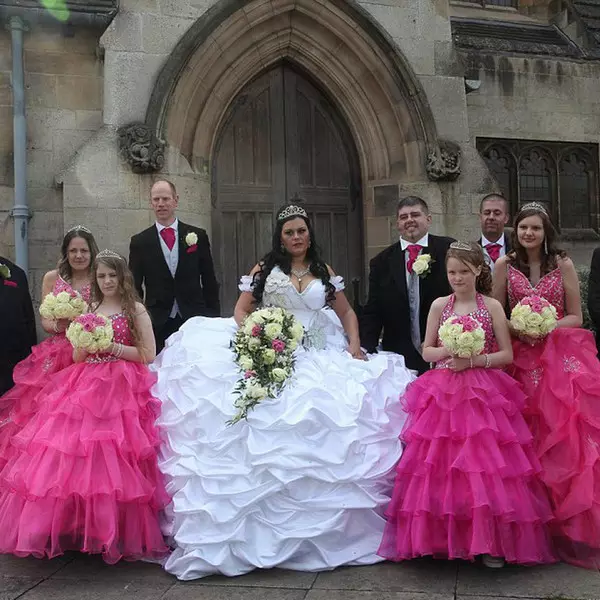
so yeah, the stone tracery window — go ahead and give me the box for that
[477,138,599,230]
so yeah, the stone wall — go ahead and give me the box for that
[0,24,103,300]
[465,52,600,265]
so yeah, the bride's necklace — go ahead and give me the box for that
[291,265,311,283]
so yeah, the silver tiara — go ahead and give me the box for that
[97,249,124,261]
[278,205,308,221]
[449,241,473,251]
[67,224,92,235]
[519,202,548,215]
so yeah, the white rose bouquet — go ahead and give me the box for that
[39,290,88,321]
[438,314,486,358]
[412,254,433,277]
[229,307,304,425]
[66,313,114,353]
[510,295,557,340]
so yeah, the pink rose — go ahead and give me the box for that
[251,325,262,337]
[244,370,256,379]
[272,339,286,353]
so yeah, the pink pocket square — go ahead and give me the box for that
[186,245,198,254]
[3,280,17,287]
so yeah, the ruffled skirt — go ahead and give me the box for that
[508,328,600,568]
[379,367,557,565]
[0,359,170,564]
[152,316,413,580]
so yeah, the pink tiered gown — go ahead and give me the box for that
[0,276,91,471]
[379,293,556,565]
[0,312,169,564]
[507,265,600,568]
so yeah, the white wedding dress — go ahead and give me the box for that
[151,267,414,580]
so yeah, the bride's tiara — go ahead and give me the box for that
[449,241,473,251]
[518,202,548,215]
[97,249,124,261]
[278,205,308,221]
[67,224,92,235]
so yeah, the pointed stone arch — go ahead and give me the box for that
[145,0,439,183]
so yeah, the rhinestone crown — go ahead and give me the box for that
[97,249,124,261]
[67,224,92,234]
[449,241,473,251]
[519,202,548,215]
[277,205,308,221]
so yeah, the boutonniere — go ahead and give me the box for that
[185,232,198,254]
[0,263,16,287]
[412,254,434,278]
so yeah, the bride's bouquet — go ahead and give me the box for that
[66,313,114,353]
[39,290,88,321]
[438,314,485,358]
[510,295,557,339]
[229,307,304,425]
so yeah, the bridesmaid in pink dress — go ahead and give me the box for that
[493,202,600,568]
[0,226,98,470]
[379,242,556,569]
[0,250,169,564]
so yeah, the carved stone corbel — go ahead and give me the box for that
[426,140,461,182]
[117,123,165,174]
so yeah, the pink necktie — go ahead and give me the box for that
[406,244,422,273]
[486,243,501,263]
[160,227,176,251]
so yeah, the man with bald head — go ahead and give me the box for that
[478,193,511,271]
[129,179,220,352]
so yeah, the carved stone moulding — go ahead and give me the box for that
[117,122,165,174]
[426,140,461,182]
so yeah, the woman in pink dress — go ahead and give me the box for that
[493,202,600,568]
[0,250,169,564]
[0,226,98,470]
[379,242,556,568]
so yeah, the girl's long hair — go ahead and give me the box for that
[446,242,492,295]
[508,206,566,277]
[90,255,144,357]
[57,228,99,281]
[251,204,335,306]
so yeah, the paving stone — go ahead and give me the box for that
[456,561,600,599]
[51,554,173,584]
[0,554,73,579]
[313,560,458,594]
[16,578,173,600]
[307,591,452,600]
[163,585,307,600]
[187,568,317,589]
[0,577,42,600]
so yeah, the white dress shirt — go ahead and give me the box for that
[481,232,506,273]
[156,219,180,318]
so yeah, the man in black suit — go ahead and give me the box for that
[360,196,454,374]
[477,193,511,271]
[129,179,220,352]
[587,247,600,353]
[0,257,37,396]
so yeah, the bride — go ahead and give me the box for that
[152,204,415,580]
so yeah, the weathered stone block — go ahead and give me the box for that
[53,129,96,173]
[29,210,64,243]
[25,73,58,108]
[75,110,103,131]
[26,150,54,188]
[141,14,194,54]
[56,76,103,110]
[101,11,143,52]
[24,50,101,77]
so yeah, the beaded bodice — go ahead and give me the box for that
[54,275,91,303]
[507,266,565,319]
[84,313,132,364]
[436,293,496,370]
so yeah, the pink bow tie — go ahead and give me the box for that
[485,243,501,263]
[160,227,176,251]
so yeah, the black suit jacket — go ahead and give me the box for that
[129,222,220,330]
[587,247,600,353]
[0,257,37,396]
[359,234,455,373]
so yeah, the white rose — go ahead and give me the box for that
[271,368,287,383]
[264,323,282,339]
[412,254,431,275]
[248,337,261,349]
[239,356,254,371]
[249,384,267,400]
[55,291,71,302]
[290,322,304,342]
[185,232,198,246]
[262,349,276,365]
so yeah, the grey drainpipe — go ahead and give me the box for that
[8,15,30,273]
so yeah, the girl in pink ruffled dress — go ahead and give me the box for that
[0,226,97,470]
[0,250,169,564]
[379,242,556,568]
[493,202,600,569]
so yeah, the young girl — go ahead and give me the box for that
[493,202,600,568]
[379,242,556,568]
[0,250,169,564]
[0,226,97,471]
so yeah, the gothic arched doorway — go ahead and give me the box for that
[212,63,362,315]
